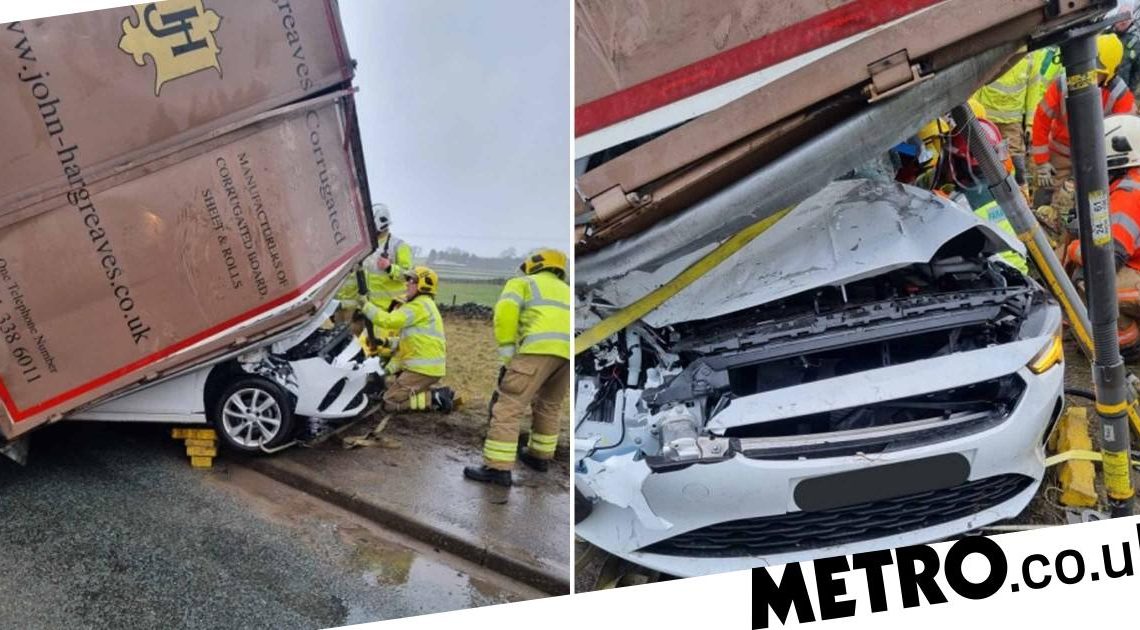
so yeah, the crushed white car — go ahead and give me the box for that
[574,179,1064,577]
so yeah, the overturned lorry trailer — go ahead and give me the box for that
[0,0,376,445]
[574,0,1114,282]
[574,0,1121,577]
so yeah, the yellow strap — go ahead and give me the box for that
[574,208,793,354]
[1045,449,1102,467]
[1044,449,1140,469]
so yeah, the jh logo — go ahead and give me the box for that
[118,1,223,96]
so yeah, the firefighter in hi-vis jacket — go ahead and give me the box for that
[464,249,571,487]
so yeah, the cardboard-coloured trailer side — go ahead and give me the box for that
[573,0,1114,262]
[1,0,353,226]
[0,1,375,441]
[0,99,370,440]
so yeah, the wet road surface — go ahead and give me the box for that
[0,422,542,629]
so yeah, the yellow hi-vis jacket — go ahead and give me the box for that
[367,293,446,377]
[973,201,1029,274]
[366,233,414,309]
[494,271,571,363]
[1027,47,1062,132]
[333,232,414,308]
[972,49,1059,130]
[973,52,1039,124]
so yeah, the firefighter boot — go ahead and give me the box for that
[518,447,549,472]
[463,465,512,487]
[431,387,455,414]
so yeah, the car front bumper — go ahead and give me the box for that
[576,361,1063,578]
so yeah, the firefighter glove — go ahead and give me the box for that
[1036,162,1056,188]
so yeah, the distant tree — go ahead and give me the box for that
[499,247,518,259]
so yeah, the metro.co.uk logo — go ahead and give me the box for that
[752,524,1140,628]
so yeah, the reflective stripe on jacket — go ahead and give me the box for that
[1111,168,1140,270]
[364,233,414,309]
[973,53,1036,124]
[369,293,446,377]
[1026,47,1061,130]
[494,271,571,362]
[972,200,1029,274]
[1030,75,1135,164]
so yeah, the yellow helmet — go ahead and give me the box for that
[1098,33,1125,79]
[917,117,951,167]
[407,265,438,295]
[520,248,568,278]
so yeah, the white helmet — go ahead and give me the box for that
[1105,114,1140,171]
[372,203,391,231]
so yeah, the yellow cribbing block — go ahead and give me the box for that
[184,438,216,448]
[185,446,217,457]
[189,456,213,469]
[172,428,217,440]
[575,207,793,354]
[1052,407,1098,507]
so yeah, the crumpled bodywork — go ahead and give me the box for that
[575,179,1062,577]
[588,179,1024,328]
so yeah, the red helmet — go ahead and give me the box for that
[949,118,1009,168]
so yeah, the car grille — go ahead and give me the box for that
[727,374,1027,459]
[641,474,1034,558]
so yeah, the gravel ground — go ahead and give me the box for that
[0,421,534,629]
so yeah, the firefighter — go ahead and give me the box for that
[973,49,1050,188]
[1112,2,1140,96]
[1031,34,1133,218]
[360,266,455,413]
[463,249,571,487]
[944,103,1031,274]
[898,102,1029,273]
[335,203,415,317]
[1065,114,1140,359]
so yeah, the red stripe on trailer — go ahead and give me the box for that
[0,242,367,423]
[575,0,943,137]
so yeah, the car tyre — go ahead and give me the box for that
[211,376,296,454]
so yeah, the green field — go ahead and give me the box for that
[435,279,503,307]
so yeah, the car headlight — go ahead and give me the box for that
[1027,329,1063,374]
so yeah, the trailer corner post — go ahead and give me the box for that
[1061,31,1134,516]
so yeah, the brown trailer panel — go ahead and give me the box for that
[1,0,352,220]
[0,99,369,439]
[575,0,943,133]
[574,0,1109,253]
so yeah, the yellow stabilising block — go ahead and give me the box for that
[189,456,213,469]
[184,438,216,448]
[172,428,217,440]
[1053,407,1098,508]
[185,446,218,457]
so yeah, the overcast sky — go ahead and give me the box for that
[339,0,570,258]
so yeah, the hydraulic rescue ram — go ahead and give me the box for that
[1060,30,1135,516]
[951,103,1140,442]
[950,33,1135,517]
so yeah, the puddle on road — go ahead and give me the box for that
[348,541,515,609]
[210,463,536,623]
